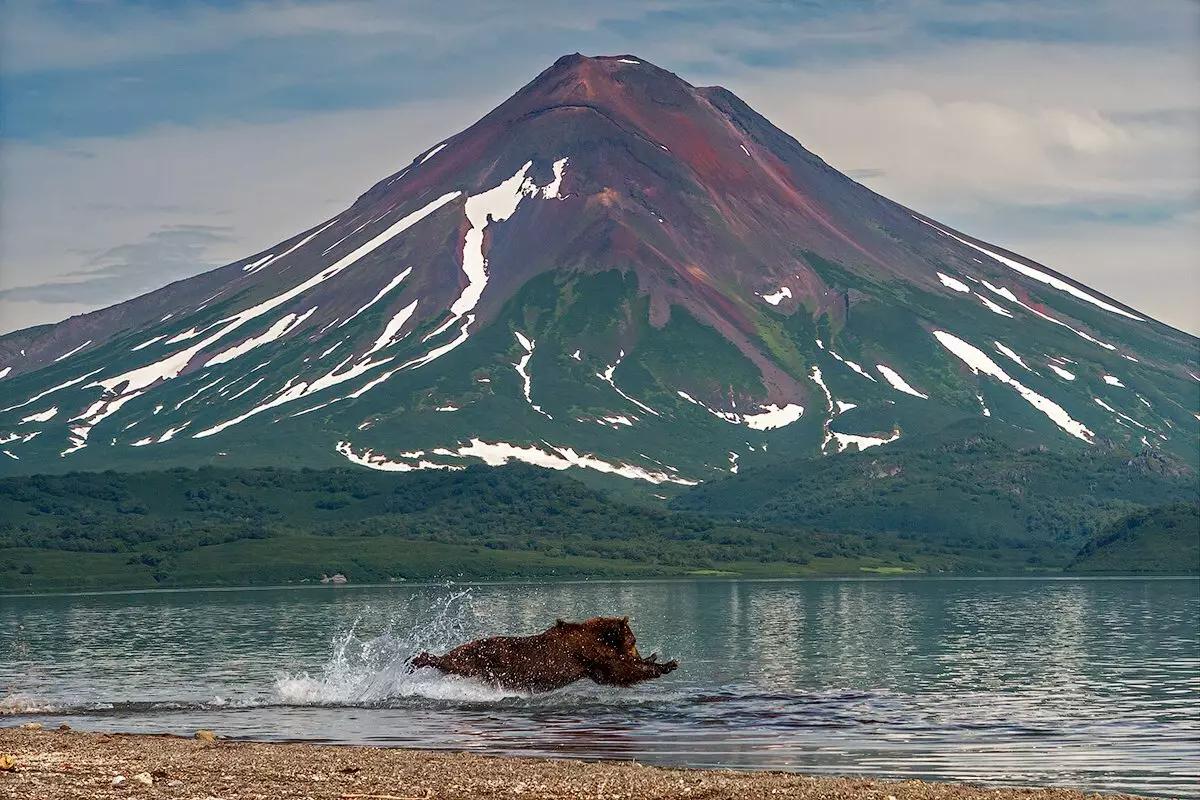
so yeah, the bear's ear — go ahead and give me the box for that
[556,618,567,627]
[621,616,630,625]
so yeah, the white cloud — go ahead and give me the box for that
[1,2,1196,335]
[0,98,483,334]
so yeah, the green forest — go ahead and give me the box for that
[2,433,1196,591]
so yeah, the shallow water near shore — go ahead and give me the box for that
[2,577,1197,798]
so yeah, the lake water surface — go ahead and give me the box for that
[2,578,1197,798]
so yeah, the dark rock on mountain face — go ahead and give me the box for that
[1,54,1196,484]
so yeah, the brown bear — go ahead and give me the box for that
[410,616,678,692]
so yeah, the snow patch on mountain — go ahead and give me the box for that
[829,427,901,453]
[1048,364,1076,381]
[933,331,1092,441]
[419,143,448,164]
[54,341,92,363]
[937,272,970,293]
[426,158,569,345]
[20,407,57,424]
[976,293,1014,318]
[759,286,792,305]
[994,342,1032,372]
[677,390,803,430]
[828,350,876,381]
[337,437,697,485]
[206,308,317,367]
[876,364,928,399]
[513,332,551,418]
[132,335,167,352]
[365,300,420,357]
[982,281,1117,351]
[597,352,660,417]
[340,267,414,329]
[916,217,1143,321]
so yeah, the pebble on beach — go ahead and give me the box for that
[0,727,1148,800]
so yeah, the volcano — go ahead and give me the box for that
[1,54,1196,483]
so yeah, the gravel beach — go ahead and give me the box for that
[0,727,1145,800]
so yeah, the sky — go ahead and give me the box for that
[2,0,1197,335]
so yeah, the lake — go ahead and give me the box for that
[2,577,1197,798]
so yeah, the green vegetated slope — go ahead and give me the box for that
[671,423,1198,568]
[1,464,986,592]
[1068,503,1200,574]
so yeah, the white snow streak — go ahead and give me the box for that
[337,438,697,484]
[336,441,463,473]
[241,253,275,273]
[933,330,1092,441]
[937,272,970,293]
[1,369,103,413]
[677,390,803,430]
[205,308,317,367]
[158,423,190,443]
[915,216,1143,321]
[976,293,1014,317]
[828,350,876,381]
[981,281,1117,350]
[93,191,459,409]
[596,352,661,417]
[364,300,419,357]
[1048,364,1076,381]
[1102,375,1125,387]
[513,332,551,418]
[876,364,928,399]
[132,335,167,352]
[425,158,568,346]
[339,267,413,328]
[419,143,448,164]
[994,342,1032,372]
[20,407,58,424]
[54,340,92,362]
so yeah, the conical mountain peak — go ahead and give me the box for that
[0,55,1194,481]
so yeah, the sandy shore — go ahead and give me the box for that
[0,726,1144,800]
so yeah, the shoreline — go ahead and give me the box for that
[1,728,1145,799]
[5,573,1194,599]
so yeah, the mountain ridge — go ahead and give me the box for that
[1,54,1196,481]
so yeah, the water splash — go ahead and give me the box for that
[274,589,524,704]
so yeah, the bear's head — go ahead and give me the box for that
[556,616,641,657]
[598,616,639,657]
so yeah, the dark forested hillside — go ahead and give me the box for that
[671,426,1198,557]
[0,464,988,591]
[1068,504,1199,573]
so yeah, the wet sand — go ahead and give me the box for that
[0,726,1144,800]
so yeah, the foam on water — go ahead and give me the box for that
[274,590,523,705]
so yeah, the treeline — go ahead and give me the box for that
[2,465,960,589]
[671,431,1197,555]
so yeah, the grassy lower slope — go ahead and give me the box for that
[1068,503,1200,574]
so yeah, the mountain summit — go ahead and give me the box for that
[1,54,1196,482]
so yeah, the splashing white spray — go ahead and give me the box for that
[274,590,526,704]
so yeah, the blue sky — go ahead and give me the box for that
[2,0,1197,333]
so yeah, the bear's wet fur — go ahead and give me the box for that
[410,616,678,692]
